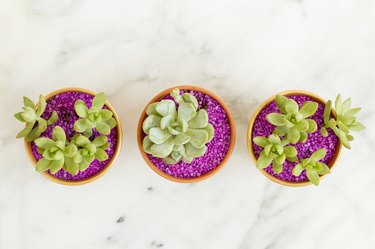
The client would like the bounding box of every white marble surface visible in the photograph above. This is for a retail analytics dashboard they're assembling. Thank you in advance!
[1,0,375,248]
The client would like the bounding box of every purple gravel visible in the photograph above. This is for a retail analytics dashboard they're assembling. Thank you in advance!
[145,90,232,179]
[31,91,118,181]
[252,95,339,182]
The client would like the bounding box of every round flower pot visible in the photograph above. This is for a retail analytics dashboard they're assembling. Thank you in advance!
[24,87,122,186]
[247,90,342,187]
[137,85,236,183]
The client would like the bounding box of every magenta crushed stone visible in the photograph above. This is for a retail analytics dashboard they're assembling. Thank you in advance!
[31,91,118,181]
[252,95,339,182]
[145,90,231,179]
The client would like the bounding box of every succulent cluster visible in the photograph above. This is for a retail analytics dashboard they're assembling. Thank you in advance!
[253,134,297,174]
[35,127,110,175]
[320,95,365,149]
[253,94,364,186]
[292,148,330,186]
[14,95,58,141]
[267,95,318,144]
[142,88,214,164]
[15,92,116,175]
[74,93,117,137]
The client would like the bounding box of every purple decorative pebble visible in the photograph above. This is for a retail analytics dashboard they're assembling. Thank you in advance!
[252,95,339,182]
[31,91,118,181]
[145,90,232,179]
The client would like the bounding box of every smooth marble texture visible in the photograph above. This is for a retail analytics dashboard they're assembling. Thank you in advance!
[1,0,375,248]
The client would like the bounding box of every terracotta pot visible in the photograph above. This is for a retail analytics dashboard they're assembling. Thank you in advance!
[137,85,236,183]
[24,87,123,186]
[247,90,342,187]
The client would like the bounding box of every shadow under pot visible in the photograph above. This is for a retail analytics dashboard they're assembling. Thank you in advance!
[23,87,122,185]
[137,85,236,183]
[247,90,342,187]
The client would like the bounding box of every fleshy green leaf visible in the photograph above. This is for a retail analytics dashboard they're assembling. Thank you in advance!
[74,100,88,118]
[187,109,208,128]
[16,121,36,138]
[65,144,78,157]
[292,163,304,176]
[335,95,343,116]
[299,101,318,118]
[107,117,117,129]
[299,132,308,143]
[160,114,174,130]
[95,148,108,161]
[310,148,326,162]
[186,129,209,148]
[52,126,66,143]
[273,163,283,174]
[74,119,88,133]
[34,137,55,149]
[36,158,51,172]
[181,93,199,110]
[253,136,269,147]
[14,112,25,122]
[143,136,153,154]
[275,95,289,113]
[317,162,330,175]
[320,127,328,137]
[274,154,286,165]
[341,98,351,113]
[92,136,108,147]
[306,119,317,133]
[349,121,365,131]
[257,153,273,169]
[24,127,42,142]
[142,115,161,134]
[266,113,285,126]
[37,118,47,133]
[323,100,332,125]
[284,146,297,158]
[23,96,35,109]
[21,107,36,122]
[47,111,58,125]
[185,143,207,157]
[268,134,281,144]
[205,124,215,142]
[99,109,113,121]
[174,133,190,145]
[156,100,176,117]
[146,103,159,116]
[287,127,300,144]
[178,102,196,122]
[285,99,299,115]
[96,122,111,135]
[150,138,174,158]
[36,95,46,117]
[306,169,320,186]
[49,159,64,174]
[149,127,172,145]
[296,120,309,132]
[92,92,106,110]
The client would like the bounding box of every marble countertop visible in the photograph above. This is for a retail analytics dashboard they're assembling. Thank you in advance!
[1,0,375,248]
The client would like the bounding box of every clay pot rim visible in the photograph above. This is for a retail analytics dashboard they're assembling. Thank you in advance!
[137,85,236,183]
[247,90,343,187]
[24,87,123,186]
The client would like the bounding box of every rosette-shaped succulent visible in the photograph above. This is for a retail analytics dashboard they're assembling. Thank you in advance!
[320,95,365,149]
[142,88,214,164]
[253,134,298,174]
[292,148,330,186]
[267,95,318,144]
[14,95,58,141]
[65,135,110,174]
[34,126,77,174]
[74,93,117,137]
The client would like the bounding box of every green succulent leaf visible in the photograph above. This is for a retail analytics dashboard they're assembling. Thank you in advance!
[52,126,66,143]
[74,119,88,133]
[185,143,207,157]
[36,95,47,117]
[146,103,159,116]
[92,92,106,110]
[23,96,35,109]
[47,111,59,125]
[181,93,199,110]
[36,158,51,172]
[92,136,108,147]
[150,137,174,158]
[310,148,326,161]
[34,137,55,149]
[266,113,285,126]
[186,129,208,148]
[16,121,36,138]
[156,100,176,117]
[273,163,283,174]
[349,121,365,131]
[178,102,196,122]
[174,133,190,145]
[49,159,64,174]
[335,95,342,116]
[253,136,269,147]
[285,99,299,115]
[99,109,113,121]
[299,101,318,118]
[96,122,111,135]
[95,148,108,161]
[188,109,208,128]
[323,100,332,126]
[284,146,297,158]
[292,163,304,176]
[160,114,174,130]
[275,95,289,113]
[75,100,88,118]
[24,127,42,142]
[257,152,273,169]
[287,127,300,144]
[306,169,320,186]
[149,127,171,145]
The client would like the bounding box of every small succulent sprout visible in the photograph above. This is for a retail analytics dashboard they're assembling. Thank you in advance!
[14,95,58,141]
[320,95,365,149]
[253,134,298,174]
[65,135,109,174]
[142,88,214,164]
[34,126,77,174]
[292,148,330,186]
[267,95,318,144]
[74,93,117,137]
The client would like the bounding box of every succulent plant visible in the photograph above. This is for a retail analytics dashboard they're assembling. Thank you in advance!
[267,95,318,144]
[253,134,298,174]
[142,88,214,164]
[14,95,58,141]
[74,93,117,137]
[320,95,365,149]
[65,135,110,174]
[292,148,330,186]
[34,126,77,174]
